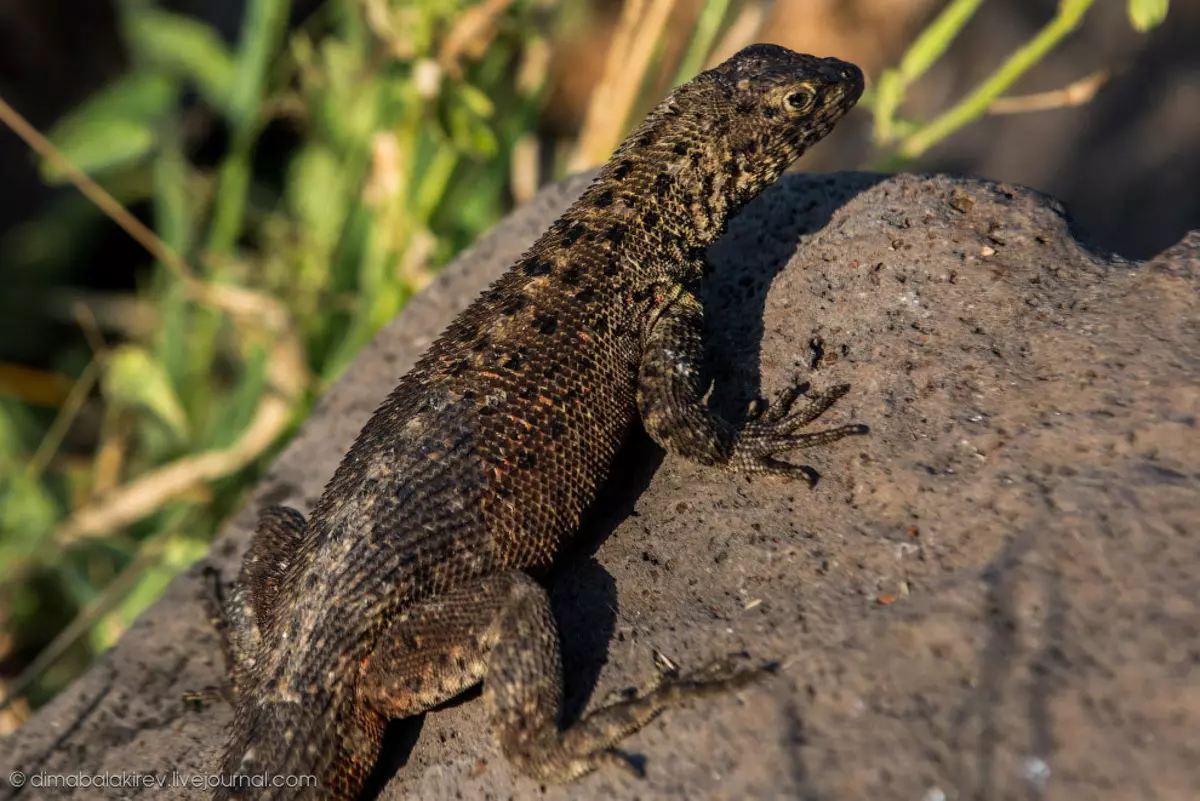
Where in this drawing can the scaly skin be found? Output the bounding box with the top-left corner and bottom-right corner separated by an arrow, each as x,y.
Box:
211,43 -> 865,800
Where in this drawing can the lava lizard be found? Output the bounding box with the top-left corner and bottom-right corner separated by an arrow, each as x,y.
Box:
209,43 -> 866,799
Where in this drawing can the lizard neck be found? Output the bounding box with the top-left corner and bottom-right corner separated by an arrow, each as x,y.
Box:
552,160 -> 750,288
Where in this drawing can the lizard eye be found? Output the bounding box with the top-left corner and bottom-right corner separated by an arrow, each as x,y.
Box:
785,88 -> 815,112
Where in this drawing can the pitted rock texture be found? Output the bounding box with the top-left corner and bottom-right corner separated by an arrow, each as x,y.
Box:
3,171 -> 1197,801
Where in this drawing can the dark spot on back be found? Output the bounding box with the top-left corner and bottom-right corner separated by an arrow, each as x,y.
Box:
673,142 -> 688,156
642,210 -> 659,228
593,189 -> 613,208
471,335 -> 490,353
534,314 -> 559,335
760,132 -> 771,148
448,359 -> 470,376
478,405 -> 496,416
561,264 -> 582,285
501,295 -> 527,316
593,316 -> 609,335
576,286 -> 598,303
655,172 -> 672,196
523,259 -> 552,277
516,453 -> 537,469
612,159 -> 634,180
560,222 -> 586,247
604,225 -> 627,246
502,354 -> 522,370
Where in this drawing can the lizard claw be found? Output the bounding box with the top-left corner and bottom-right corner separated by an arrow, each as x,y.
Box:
731,381 -> 867,478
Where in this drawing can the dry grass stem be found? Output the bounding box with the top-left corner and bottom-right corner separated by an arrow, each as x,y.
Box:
705,0 -> 769,68
572,0 -> 681,170
988,69 -> 1110,115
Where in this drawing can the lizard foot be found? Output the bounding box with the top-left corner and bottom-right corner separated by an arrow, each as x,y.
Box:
181,565 -> 236,711
732,381 -> 868,483
515,651 -> 776,784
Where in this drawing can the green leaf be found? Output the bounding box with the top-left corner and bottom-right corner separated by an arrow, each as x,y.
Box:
0,402 -> 29,466
456,84 -> 495,119
0,472 -> 58,578
443,90 -> 498,159
226,0 -> 292,128
42,119 -> 157,184
287,145 -> 349,253
62,71 -> 176,123
125,10 -> 237,113
207,342 -> 268,448
102,345 -> 190,440
40,72 -> 174,182
1126,0 -> 1168,31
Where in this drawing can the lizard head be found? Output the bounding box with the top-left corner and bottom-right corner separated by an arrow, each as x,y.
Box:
592,43 -> 864,247
696,43 -> 864,202
596,43 -> 863,247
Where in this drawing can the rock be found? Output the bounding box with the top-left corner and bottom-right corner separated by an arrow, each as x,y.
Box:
3,172 -> 1197,800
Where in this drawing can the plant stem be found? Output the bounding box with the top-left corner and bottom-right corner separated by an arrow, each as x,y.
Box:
206,0 -> 291,254
873,0 -> 986,146
899,0 -> 1096,159
670,0 -> 731,89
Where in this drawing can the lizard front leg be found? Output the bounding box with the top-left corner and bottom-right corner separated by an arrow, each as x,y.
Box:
360,570 -> 770,784
637,285 -> 867,483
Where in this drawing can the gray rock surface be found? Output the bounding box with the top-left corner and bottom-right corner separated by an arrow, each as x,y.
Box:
3,171 -> 1198,800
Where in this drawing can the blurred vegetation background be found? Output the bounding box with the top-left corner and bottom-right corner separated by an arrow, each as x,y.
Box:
0,0 -> 1182,730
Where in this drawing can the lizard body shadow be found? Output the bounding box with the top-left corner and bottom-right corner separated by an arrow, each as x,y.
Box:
366,170 -> 883,797
702,171 -> 885,422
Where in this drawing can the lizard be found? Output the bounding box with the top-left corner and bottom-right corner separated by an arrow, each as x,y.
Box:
209,42 -> 866,800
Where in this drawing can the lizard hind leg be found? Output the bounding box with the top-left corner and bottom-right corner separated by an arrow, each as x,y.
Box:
480,572 -> 772,784
358,571 -> 772,784
357,577 -> 507,719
